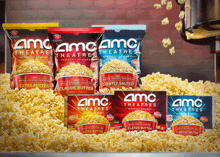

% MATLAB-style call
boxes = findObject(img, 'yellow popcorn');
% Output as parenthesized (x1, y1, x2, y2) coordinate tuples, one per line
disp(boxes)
(162, 37, 171, 48)
(166, 1, 172, 10)
(122, 111, 158, 123)
(154, 4, 161, 9)
(0, 73, 220, 152)
(75, 112, 110, 127)
(100, 60, 137, 75)
(179, 11, 185, 19)
(13, 59, 53, 76)
(175, 21, 183, 31)
(161, 0, 167, 5)
(171, 116, 204, 127)
(185, 4, 191, 10)
(178, 0, 186, 4)
(55, 63, 96, 80)
(169, 46, 175, 55)
(161, 17, 169, 25)
(69, 115, 78, 120)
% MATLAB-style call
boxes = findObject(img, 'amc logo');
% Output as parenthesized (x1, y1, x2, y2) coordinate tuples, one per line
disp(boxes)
(11, 30, 18, 36)
(54, 34, 61, 39)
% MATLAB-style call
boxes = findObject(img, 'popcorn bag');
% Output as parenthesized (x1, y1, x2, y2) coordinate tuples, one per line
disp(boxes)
(167, 95, 216, 136)
(3, 23, 59, 90)
(64, 95, 114, 134)
(48, 27, 104, 95)
(113, 91, 167, 132)
(92, 25, 146, 89)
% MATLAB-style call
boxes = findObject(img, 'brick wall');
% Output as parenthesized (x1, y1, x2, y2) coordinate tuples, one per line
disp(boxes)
(4, 0, 215, 82)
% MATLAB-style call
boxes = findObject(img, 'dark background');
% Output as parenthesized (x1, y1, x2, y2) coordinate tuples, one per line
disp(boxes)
(0, 0, 217, 82)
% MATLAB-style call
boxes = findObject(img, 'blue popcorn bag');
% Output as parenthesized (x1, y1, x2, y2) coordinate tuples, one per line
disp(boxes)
(92, 25, 146, 89)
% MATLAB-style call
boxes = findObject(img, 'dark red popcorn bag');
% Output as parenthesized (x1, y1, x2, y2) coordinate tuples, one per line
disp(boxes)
(48, 27, 104, 95)
(113, 91, 167, 132)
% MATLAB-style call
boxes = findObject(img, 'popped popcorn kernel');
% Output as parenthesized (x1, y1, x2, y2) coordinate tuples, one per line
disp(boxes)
(185, 4, 191, 10)
(166, 1, 172, 10)
(178, 0, 187, 4)
(175, 21, 183, 31)
(169, 46, 175, 55)
(161, 17, 169, 25)
(162, 37, 171, 48)
(161, 0, 167, 5)
(154, 4, 162, 9)
(179, 11, 185, 19)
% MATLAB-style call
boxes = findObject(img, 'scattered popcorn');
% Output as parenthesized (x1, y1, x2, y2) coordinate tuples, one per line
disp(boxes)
(175, 21, 183, 31)
(161, 17, 169, 25)
(185, 4, 191, 10)
(161, 0, 167, 5)
(154, 4, 162, 9)
(162, 37, 171, 48)
(179, 11, 185, 19)
(0, 73, 220, 152)
(166, 1, 172, 10)
(169, 46, 175, 55)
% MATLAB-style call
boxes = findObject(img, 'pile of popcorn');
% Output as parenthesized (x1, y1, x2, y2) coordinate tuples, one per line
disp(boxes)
(55, 63, 96, 80)
(122, 111, 158, 123)
(100, 60, 137, 75)
(171, 116, 205, 128)
(75, 112, 110, 127)
(0, 72, 220, 152)
(13, 60, 53, 76)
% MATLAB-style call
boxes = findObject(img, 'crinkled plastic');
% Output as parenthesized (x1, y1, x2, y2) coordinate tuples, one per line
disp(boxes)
(48, 27, 104, 95)
(3, 23, 59, 90)
(92, 25, 146, 89)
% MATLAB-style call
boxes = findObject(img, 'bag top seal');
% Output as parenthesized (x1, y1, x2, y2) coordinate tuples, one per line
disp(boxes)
(2, 23, 59, 31)
(92, 25, 146, 31)
(48, 27, 105, 34)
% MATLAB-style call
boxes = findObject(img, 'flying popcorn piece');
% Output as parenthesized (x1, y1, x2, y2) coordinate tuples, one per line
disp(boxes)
(154, 4, 161, 9)
(161, 0, 167, 5)
(179, 11, 185, 19)
(175, 21, 183, 31)
(162, 37, 171, 48)
(185, 4, 191, 10)
(161, 17, 169, 25)
(169, 46, 175, 55)
(166, 1, 172, 10)
(178, 0, 186, 4)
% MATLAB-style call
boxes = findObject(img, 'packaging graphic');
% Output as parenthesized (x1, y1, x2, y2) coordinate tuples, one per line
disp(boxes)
(113, 91, 167, 132)
(167, 95, 216, 136)
(64, 95, 114, 134)
(92, 25, 146, 89)
(3, 23, 59, 90)
(48, 27, 104, 95)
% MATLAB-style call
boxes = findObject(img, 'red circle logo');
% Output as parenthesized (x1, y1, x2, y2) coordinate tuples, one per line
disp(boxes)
(154, 111, 162, 118)
(200, 116, 208, 122)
